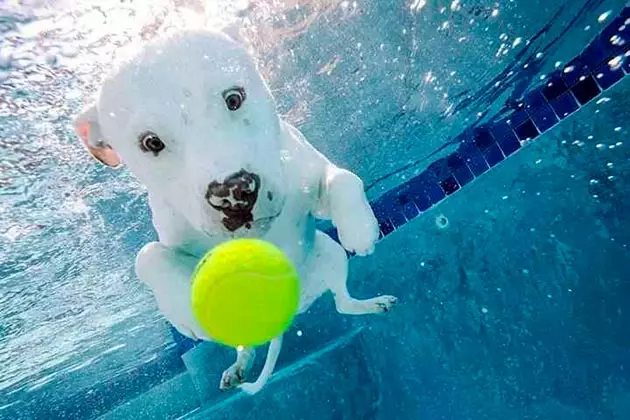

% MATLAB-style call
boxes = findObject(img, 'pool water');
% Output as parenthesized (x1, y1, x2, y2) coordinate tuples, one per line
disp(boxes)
(0, 0, 629, 419)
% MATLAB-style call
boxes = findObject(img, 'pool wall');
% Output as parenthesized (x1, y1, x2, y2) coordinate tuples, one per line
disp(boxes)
(1, 4, 628, 420)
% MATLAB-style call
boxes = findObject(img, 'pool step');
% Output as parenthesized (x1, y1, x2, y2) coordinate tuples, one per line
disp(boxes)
(181, 328, 379, 420)
(97, 371, 200, 420)
(178, 296, 355, 405)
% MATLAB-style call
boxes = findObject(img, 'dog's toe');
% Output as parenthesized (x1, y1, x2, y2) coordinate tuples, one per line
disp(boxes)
(374, 295, 398, 313)
(220, 366, 246, 391)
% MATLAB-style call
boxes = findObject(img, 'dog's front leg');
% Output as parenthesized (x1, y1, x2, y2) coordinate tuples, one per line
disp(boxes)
(136, 242, 256, 390)
(323, 166, 379, 256)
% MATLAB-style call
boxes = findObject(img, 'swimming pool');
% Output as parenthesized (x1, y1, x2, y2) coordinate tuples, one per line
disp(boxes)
(0, 0, 628, 418)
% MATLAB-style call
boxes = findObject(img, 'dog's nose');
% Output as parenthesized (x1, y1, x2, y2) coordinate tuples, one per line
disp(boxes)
(205, 169, 261, 211)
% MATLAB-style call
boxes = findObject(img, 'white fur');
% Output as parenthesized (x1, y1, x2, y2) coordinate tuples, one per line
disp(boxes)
(74, 29, 397, 395)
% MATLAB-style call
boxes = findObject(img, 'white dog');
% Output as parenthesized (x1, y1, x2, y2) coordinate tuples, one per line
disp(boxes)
(74, 29, 397, 395)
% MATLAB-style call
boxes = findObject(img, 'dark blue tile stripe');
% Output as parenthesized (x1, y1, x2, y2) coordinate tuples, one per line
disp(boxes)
(35, 9, 630, 418)
(325, 6, 629, 246)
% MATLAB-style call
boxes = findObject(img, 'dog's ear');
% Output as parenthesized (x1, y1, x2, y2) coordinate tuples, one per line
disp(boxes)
(74, 104, 121, 168)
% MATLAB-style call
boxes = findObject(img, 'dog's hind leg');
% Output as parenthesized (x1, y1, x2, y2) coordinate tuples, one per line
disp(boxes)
(238, 336, 283, 395)
(312, 231, 398, 315)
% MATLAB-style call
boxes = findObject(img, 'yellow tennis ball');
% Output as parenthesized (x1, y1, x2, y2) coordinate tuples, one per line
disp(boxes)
(190, 238, 300, 348)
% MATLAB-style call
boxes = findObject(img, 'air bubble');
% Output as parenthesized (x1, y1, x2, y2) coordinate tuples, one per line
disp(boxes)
(598, 11, 611, 23)
(609, 56, 622, 71)
(610, 35, 624, 46)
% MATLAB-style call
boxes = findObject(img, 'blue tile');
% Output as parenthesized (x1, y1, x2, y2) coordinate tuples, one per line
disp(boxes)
(453, 164, 475, 187)
(623, 7, 630, 20)
(425, 180, 446, 204)
(473, 126, 495, 151)
(401, 199, 419, 221)
(570, 74, 601, 104)
(513, 118, 539, 141)
(524, 86, 549, 108)
(372, 193, 406, 230)
(388, 208, 407, 229)
(391, 183, 420, 222)
(416, 172, 447, 204)
(505, 108, 529, 129)
(524, 88, 559, 132)
(440, 176, 460, 195)
(459, 141, 489, 177)
(483, 143, 505, 167)
(528, 106, 559, 132)
(446, 152, 465, 170)
(549, 91, 580, 119)
(490, 120, 521, 157)
(371, 198, 395, 223)
(624, 55, 630, 74)
(542, 72, 569, 101)
(445, 151, 475, 187)
(580, 35, 609, 70)
(378, 218, 395, 237)
(561, 59, 590, 86)
(593, 59, 624, 90)
(600, 16, 628, 57)
(428, 158, 451, 181)
(405, 176, 432, 212)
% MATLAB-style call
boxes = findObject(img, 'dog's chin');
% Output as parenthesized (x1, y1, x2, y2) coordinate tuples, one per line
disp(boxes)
(199, 212, 281, 238)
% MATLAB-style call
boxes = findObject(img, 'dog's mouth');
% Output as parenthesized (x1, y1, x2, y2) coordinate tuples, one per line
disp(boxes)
(219, 210, 282, 233)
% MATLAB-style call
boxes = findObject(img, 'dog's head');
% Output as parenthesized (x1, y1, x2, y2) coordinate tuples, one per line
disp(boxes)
(74, 30, 286, 236)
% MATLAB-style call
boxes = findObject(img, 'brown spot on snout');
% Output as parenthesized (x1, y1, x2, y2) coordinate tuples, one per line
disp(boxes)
(205, 169, 260, 232)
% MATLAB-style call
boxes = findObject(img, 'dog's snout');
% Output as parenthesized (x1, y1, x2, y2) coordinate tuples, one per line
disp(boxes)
(205, 169, 261, 210)
(205, 170, 263, 232)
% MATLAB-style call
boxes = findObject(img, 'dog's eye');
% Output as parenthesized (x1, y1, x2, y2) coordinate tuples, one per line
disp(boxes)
(223, 88, 246, 111)
(139, 132, 165, 155)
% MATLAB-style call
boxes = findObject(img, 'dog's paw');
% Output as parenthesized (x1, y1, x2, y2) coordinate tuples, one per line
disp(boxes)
(365, 295, 398, 313)
(219, 363, 247, 391)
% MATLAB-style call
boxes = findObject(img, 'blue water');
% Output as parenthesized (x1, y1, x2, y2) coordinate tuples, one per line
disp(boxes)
(0, 0, 629, 419)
